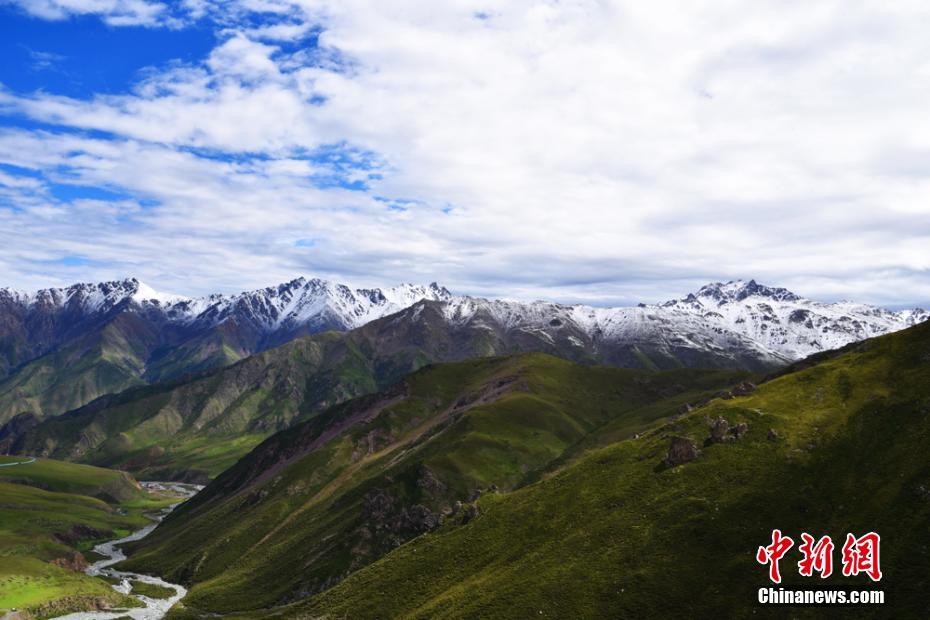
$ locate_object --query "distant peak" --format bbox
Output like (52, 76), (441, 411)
(694, 279), (801, 303)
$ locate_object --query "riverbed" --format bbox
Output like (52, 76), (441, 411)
(52, 482), (203, 620)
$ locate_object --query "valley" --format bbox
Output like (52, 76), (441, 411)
(138, 315), (930, 618)
(0, 458), (189, 618)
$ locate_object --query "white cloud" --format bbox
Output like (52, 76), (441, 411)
(3, 0), (172, 25)
(1, 0), (930, 307)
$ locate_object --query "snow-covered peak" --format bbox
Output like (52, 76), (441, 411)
(0, 276), (451, 333)
(429, 281), (927, 364)
(3, 276), (926, 365)
(150, 276), (453, 332)
(1, 278), (183, 313)
(688, 279), (802, 305)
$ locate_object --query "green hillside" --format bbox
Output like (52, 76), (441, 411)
(119, 354), (747, 615)
(3, 300), (782, 482)
(247, 318), (930, 619)
(0, 458), (176, 618)
(0, 313), (156, 425)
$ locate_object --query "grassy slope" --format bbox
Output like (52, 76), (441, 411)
(0, 314), (156, 425)
(7, 300), (783, 482)
(0, 459), (173, 618)
(261, 319), (930, 619)
(0, 456), (141, 501)
(10, 332), (381, 480)
(121, 354), (747, 616)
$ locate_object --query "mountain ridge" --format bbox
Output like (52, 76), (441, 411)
(0, 276), (925, 425)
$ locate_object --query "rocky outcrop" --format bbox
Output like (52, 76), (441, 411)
(709, 417), (731, 444)
(732, 382), (757, 396)
(665, 437), (700, 467)
(360, 488), (442, 541)
(53, 524), (114, 546)
(50, 551), (89, 572)
(730, 422), (749, 439)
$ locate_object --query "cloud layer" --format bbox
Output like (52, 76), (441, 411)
(1, 0), (929, 306)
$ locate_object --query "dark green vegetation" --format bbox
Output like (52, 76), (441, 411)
(0, 303), (255, 426)
(274, 319), (930, 618)
(0, 458), (176, 618)
(119, 353), (748, 616)
(2, 301), (776, 481)
(129, 318), (929, 619)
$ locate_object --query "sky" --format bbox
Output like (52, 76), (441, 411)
(0, 0), (928, 308)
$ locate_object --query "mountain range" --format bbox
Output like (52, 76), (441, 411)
(3, 273), (929, 618)
(1, 276), (924, 427)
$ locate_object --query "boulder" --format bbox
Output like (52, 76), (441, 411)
(730, 422), (749, 439)
(709, 417), (731, 443)
(767, 428), (779, 442)
(732, 382), (757, 396)
(665, 437), (700, 467)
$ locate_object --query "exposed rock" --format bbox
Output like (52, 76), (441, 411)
(461, 504), (480, 523)
(53, 524), (114, 546)
(50, 551), (89, 572)
(416, 465), (446, 497)
(361, 489), (395, 523)
(677, 403), (692, 416)
(730, 422), (749, 439)
(709, 417), (732, 444)
(405, 504), (441, 532)
(664, 436), (700, 467)
(361, 489), (441, 537)
(767, 428), (779, 442)
(732, 382), (757, 396)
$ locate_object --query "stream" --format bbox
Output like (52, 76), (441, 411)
(52, 482), (203, 620)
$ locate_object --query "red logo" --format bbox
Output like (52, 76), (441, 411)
(756, 529), (794, 584)
(798, 533), (834, 578)
(841, 532), (882, 582)
(758, 530), (881, 583)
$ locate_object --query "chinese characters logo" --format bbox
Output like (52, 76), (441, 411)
(756, 530), (881, 583)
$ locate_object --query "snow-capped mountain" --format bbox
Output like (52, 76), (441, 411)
(433, 279), (927, 367)
(1, 276), (452, 333)
(3, 276), (924, 364)
(0, 277), (453, 422)
(0, 276), (925, 424)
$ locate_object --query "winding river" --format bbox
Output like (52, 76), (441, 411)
(52, 482), (203, 620)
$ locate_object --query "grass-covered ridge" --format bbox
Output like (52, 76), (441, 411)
(4, 298), (783, 482)
(266, 318), (930, 619)
(120, 354), (747, 616)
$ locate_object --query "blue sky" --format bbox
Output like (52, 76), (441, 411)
(0, 0), (928, 307)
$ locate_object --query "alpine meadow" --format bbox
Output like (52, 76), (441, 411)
(2, 1), (930, 619)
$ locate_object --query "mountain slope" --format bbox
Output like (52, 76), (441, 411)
(1, 296), (766, 480)
(5, 282), (926, 480)
(238, 318), (930, 619)
(117, 355), (748, 615)
(0, 278), (451, 423)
